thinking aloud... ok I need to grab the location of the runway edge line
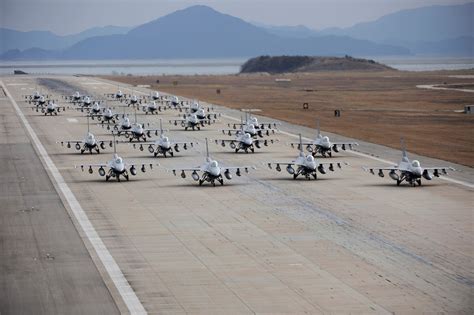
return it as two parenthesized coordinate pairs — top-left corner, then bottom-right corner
(1, 80), (147, 315)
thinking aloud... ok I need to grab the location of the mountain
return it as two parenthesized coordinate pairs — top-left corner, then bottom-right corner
(251, 23), (319, 38)
(0, 25), (132, 54)
(60, 5), (407, 60)
(319, 2), (473, 43)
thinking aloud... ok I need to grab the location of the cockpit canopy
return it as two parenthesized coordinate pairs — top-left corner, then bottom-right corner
(115, 157), (123, 164)
(306, 155), (315, 162)
(163, 136), (169, 142)
(412, 160), (421, 167)
(322, 136), (329, 142)
(210, 161), (218, 168)
(244, 133), (251, 139)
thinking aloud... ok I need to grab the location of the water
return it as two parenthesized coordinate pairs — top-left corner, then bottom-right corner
(0, 58), (246, 76)
(0, 57), (472, 75)
(373, 56), (474, 72)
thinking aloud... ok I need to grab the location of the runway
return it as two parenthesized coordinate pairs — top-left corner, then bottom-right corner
(1, 75), (472, 314)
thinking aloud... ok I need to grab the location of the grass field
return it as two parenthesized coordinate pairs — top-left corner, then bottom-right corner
(102, 70), (474, 166)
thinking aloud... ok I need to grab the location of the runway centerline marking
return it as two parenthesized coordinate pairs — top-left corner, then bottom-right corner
(1, 80), (147, 315)
(92, 77), (473, 189)
(67, 118), (78, 123)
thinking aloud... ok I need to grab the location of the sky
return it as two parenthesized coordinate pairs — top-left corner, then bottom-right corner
(1, 0), (471, 35)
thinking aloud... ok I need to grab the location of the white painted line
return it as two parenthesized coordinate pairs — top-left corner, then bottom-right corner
(94, 77), (474, 189)
(417, 84), (474, 93)
(67, 118), (79, 123)
(6, 83), (28, 86)
(1, 81), (147, 315)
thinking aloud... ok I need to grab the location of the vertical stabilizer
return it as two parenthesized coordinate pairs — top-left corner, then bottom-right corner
(316, 119), (321, 137)
(401, 137), (408, 161)
(205, 138), (210, 160)
(112, 133), (117, 154)
(299, 133), (303, 153)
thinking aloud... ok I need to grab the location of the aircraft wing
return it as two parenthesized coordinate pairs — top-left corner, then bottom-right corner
(362, 166), (399, 176)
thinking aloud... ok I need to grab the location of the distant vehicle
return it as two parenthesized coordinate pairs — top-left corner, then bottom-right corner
(115, 108), (160, 141)
(90, 107), (118, 126)
(363, 139), (454, 186)
(131, 119), (197, 157)
(141, 101), (160, 115)
(267, 134), (345, 180)
(169, 113), (215, 131)
(24, 90), (51, 102)
(62, 91), (91, 104)
(227, 111), (279, 137)
(76, 135), (157, 182)
(32, 100), (66, 116)
(169, 138), (255, 186)
(105, 87), (128, 100)
(290, 120), (358, 157)
(214, 117), (277, 153)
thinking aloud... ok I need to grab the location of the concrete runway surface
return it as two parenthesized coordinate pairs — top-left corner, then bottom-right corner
(1, 75), (472, 314)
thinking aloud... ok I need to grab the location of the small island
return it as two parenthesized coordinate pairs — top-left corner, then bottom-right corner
(240, 55), (393, 74)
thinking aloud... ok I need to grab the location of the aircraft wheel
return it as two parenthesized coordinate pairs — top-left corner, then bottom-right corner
(219, 178), (224, 185)
(417, 179), (422, 186)
(199, 179), (204, 186)
(185, 127), (188, 131)
(54, 112), (58, 116)
(125, 174), (129, 181)
(169, 151), (174, 157)
(106, 175), (110, 181)
(328, 151), (332, 157)
(251, 148), (255, 153)
(293, 174), (298, 180)
(117, 175), (121, 182)
(154, 152), (158, 157)
(396, 180), (401, 186)
(80, 149), (84, 154)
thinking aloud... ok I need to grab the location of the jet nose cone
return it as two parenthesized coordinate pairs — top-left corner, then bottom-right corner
(413, 167), (423, 176)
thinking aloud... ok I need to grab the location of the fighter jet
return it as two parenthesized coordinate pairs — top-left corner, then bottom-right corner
(141, 101), (160, 115)
(105, 88), (128, 101)
(58, 116), (114, 154)
(169, 138), (255, 186)
(230, 111), (279, 131)
(267, 134), (346, 180)
(112, 116), (133, 134)
(76, 134), (157, 182)
(214, 118), (277, 153)
(24, 90), (49, 101)
(290, 120), (358, 157)
(28, 95), (47, 106)
(363, 139), (454, 186)
(90, 107), (118, 127)
(148, 91), (162, 101)
(131, 119), (197, 157)
(62, 91), (90, 104)
(76, 101), (108, 115)
(116, 109), (160, 141)
(169, 113), (215, 131)
(126, 93), (143, 107)
(31, 100), (66, 116)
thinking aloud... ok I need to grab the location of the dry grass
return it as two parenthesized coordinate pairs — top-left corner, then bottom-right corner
(102, 70), (474, 166)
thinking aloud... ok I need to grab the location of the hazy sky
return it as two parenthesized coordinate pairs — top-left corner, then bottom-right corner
(1, 0), (471, 35)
